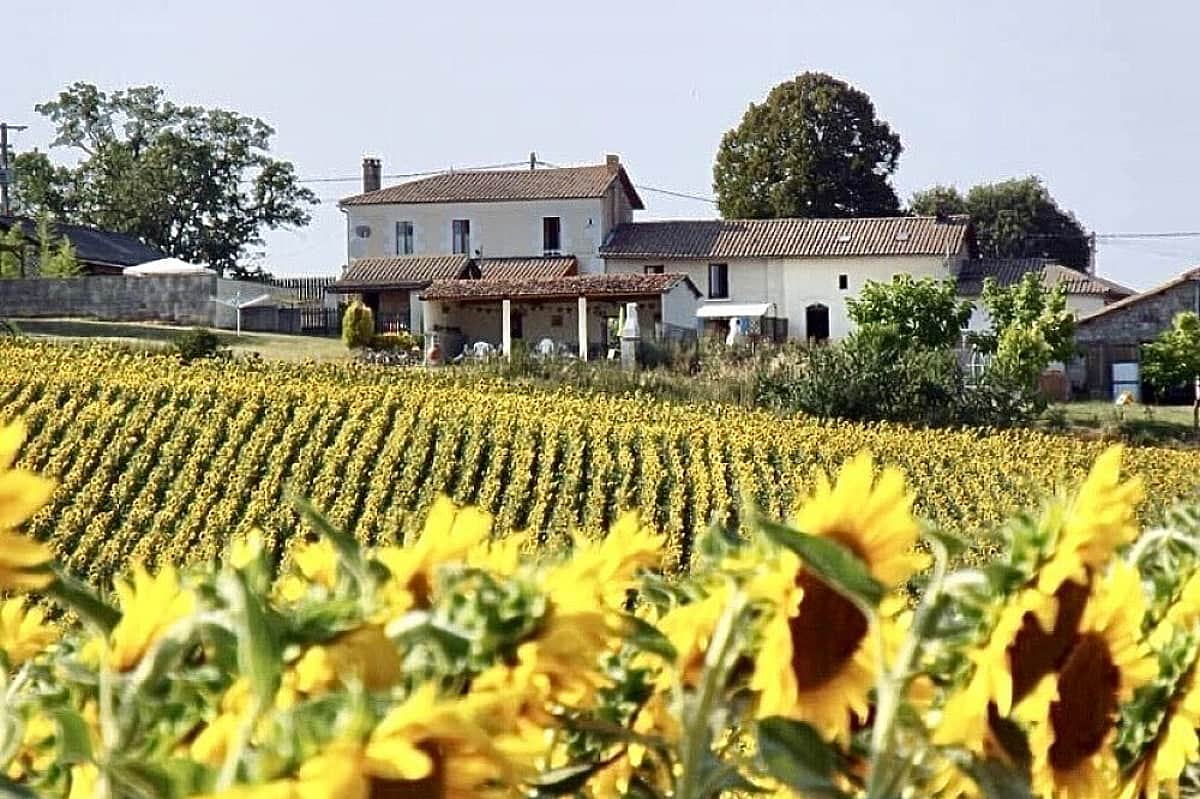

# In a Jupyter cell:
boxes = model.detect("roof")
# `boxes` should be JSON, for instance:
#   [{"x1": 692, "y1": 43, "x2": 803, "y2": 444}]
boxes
[
  {"x1": 0, "y1": 215, "x2": 166, "y2": 267},
  {"x1": 339, "y1": 163, "x2": 644, "y2": 209},
  {"x1": 1077, "y1": 266, "x2": 1200, "y2": 324},
  {"x1": 600, "y1": 215, "x2": 971, "y2": 260},
  {"x1": 476, "y1": 256, "x2": 577, "y2": 281},
  {"x1": 328, "y1": 255, "x2": 472, "y2": 292},
  {"x1": 956, "y1": 258, "x2": 1134, "y2": 297},
  {"x1": 421, "y1": 272, "x2": 699, "y2": 302}
]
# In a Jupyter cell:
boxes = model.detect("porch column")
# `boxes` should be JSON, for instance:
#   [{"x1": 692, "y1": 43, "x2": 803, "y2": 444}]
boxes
[
  {"x1": 577, "y1": 296, "x2": 588, "y2": 361},
  {"x1": 501, "y1": 299, "x2": 512, "y2": 358}
]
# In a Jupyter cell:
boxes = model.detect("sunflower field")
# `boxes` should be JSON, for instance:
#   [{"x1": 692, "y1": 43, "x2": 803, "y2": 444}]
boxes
[
  {"x1": 5, "y1": 410, "x2": 1200, "y2": 798},
  {"x1": 2, "y1": 339, "x2": 1200, "y2": 588}
]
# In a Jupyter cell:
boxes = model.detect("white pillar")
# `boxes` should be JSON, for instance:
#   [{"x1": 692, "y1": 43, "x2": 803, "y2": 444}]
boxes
[
  {"x1": 577, "y1": 296, "x2": 588, "y2": 361},
  {"x1": 501, "y1": 299, "x2": 512, "y2": 358}
]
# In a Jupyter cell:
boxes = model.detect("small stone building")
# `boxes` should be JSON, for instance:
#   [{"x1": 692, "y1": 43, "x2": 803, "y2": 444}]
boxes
[{"x1": 1073, "y1": 267, "x2": 1200, "y2": 399}]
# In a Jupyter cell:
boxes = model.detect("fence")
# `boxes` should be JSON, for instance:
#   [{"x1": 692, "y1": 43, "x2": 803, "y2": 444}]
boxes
[{"x1": 261, "y1": 276, "x2": 337, "y2": 307}]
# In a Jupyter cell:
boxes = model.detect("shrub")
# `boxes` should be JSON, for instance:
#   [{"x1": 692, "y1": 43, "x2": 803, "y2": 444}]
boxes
[
  {"x1": 341, "y1": 301, "x2": 374, "y2": 349},
  {"x1": 170, "y1": 327, "x2": 224, "y2": 363},
  {"x1": 369, "y1": 331, "x2": 417, "y2": 351}
]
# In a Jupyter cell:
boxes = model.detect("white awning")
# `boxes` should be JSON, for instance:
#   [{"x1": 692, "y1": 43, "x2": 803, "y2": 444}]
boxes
[
  {"x1": 124, "y1": 258, "x2": 215, "y2": 276},
  {"x1": 696, "y1": 302, "x2": 772, "y2": 319}
]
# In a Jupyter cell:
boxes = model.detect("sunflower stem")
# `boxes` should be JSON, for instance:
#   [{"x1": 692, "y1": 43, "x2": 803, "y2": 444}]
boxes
[
  {"x1": 865, "y1": 534, "x2": 949, "y2": 799},
  {"x1": 675, "y1": 587, "x2": 746, "y2": 799}
]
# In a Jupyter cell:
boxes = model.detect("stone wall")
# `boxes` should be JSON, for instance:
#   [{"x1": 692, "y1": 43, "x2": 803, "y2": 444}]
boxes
[
  {"x1": 0, "y1": 275, "x2": 216, "y2": 325},
  {"x1": 1074, "y1": 278, "x2": 1200, "y2": 345},
  {"x1": 1073, "y1": 277, "x2": 1200, "y2": 398}
]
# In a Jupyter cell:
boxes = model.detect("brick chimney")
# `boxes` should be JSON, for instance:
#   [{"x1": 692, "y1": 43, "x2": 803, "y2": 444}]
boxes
[
  {"x1": 362, "y1": 157, "x2": 382, "y2": 193},
  {"x1": 606, "y1": 153, "x2": 620, "y2": 175}
]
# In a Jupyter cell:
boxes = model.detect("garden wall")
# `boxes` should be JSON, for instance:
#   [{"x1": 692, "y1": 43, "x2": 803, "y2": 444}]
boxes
[{"x1": 0, "y1": 275, "x2": 217, "y2": 325}]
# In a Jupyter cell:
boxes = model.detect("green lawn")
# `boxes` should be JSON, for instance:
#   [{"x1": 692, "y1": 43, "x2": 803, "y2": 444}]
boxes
[
  {"x1": 6, "y1": 318, "x2": 351, "y2": 362},
  {"x1": 1046, "y1": 400, "x2": 1197, "y2": 445}
]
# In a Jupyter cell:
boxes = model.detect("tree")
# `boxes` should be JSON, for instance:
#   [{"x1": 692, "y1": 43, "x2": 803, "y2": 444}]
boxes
[
  {"x1": 713, "y1": 72, "x2": 903, "y2": 219},
  {"x1": 910, "y1": 177, "x2": 1090, "y2": 270},
  {"x1": 42, "y1": 238, "x2": 81, "y2": 278},
  {"x1": 846, "y1": 274, "x2": 973, "y2": 351},
  {"x1": 1142, "y1": 312, "x2": 1200, "y2": 423},
  {"x1": 973, "y1": 272, "x2": 1076, "y2": 364},
  {"x1": 11, "y1": 83, "x2": 318, "y2": 278},
  {"x1": 342, "y1": 301, "x2": 374, "y2": 349},
  {"x1": 0, "y1": 226, "x2": 28, "y2": 278}
]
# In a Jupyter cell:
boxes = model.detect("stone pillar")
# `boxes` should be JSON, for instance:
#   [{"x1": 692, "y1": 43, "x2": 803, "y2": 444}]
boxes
[
  {"x1": 502, "y1": 299, "x2": 512, "y2": 358},
  {"x1": 620, "y1": 301, "x2": 640, "y2": 371},
  {"x1": 577, "y1": 296, "x2": 588, "y2": 361}
]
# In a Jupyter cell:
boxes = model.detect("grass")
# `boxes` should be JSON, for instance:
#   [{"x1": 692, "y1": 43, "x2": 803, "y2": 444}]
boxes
[
  {"x1": 1044, "y1": 400, "x2": 1198, "y2": 446},
  {"x1": 6, "y1": 318, "x2": 351, "y2": 362}
]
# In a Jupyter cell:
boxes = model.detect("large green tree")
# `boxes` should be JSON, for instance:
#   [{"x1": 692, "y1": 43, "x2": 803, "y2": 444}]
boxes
[
  {"x1": 1142, "y1": 312, "x2": 1200, "y2": 420},
  {"x1": 11, "y1": 83, "x2": 317, "y2": 278},
  {"x1": 713, "y1": 73, "x2": 903, "y2": 219},
  {"x1": 909, "y1": 177, "x2": 1090, "y2": 270}
]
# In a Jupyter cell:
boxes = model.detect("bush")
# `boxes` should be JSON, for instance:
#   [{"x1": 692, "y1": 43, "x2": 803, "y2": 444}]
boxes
[
  {"x1": 341, "y1": 301, "x2": 374, "y2": 349},
  {"x1": 369, "y1": 331, "x2": 417, "y2": 351},
  {"x1": 170, "y1": 327, "x2": 225, "y2": 364}
]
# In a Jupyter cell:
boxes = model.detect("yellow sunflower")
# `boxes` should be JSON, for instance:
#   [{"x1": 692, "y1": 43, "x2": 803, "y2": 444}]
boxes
[
  {"x1": 651, "y1": 586, "x2": 731, "y2": 689},
  {"x1": 0, "y1": 420, "x2": 54, "y2": 591},
  {"x1": 1120, "y1": 665, "x2": 1200, "y2": 799},
  {"x1": 541, "y1": 510, "x2": 666, "y2": 614},
  {"x1": 0, "y1": 597, "x2": 57, "y2": 667},
  {"x1": 108, "y1": 562, "x2": 195, "y2": 671},
  {"x1": 1016, "y1": 562, "x2": 1154, "y2": 799},
  {"x1": 749, "y1": 451, "x2": 923, "y2": 744},
  {"x1": 1038, "y1": 444, "x2": 1143, "y2": 595},
  {"x1": 376, "y1": 495, "x2": 494, "y2": 613}
]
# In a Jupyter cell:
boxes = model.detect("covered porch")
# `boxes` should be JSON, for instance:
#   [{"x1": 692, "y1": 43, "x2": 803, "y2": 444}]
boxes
[
  {"x1": 420, "y1": 273, "x2": 701, "y2": 360},
  {"x1": 696, "y1": 301, "x2": 789, "y2": 342}
]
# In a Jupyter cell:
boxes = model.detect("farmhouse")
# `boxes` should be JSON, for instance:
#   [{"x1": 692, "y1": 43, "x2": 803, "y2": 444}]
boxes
[
  {"x1": 956, "y1": 257, "x2": 1133, "y2": 331},
  {"x1": 1072, "y1": 266, "x2": 1200, "y2": 400},
  {"x1": 600, "y1": 215, "x2": 974, "y2": 340},
  {"x1": 0, "y1": 215, "x2": 167, "y2": 275}
]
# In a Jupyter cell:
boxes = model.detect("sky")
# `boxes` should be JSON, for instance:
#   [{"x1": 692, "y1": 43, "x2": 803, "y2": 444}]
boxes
[{"x1": 5, "y1": 0, "x2": 1200, "y2": 289}]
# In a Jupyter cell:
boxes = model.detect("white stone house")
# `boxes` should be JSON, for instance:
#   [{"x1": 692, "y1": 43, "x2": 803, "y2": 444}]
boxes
[
  {"x1": 956, "y1": 257, "x2": 1134, "y2": 331},
  {"x1": 600, "y1": 216, "x2": 974, "y2": 340}
]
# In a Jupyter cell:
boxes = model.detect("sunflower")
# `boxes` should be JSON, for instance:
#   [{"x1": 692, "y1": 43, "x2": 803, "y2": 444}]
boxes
[
  {"x1": 0, "y1": 597, "x2": 57, "y2": 667},
  {"x1": 1016, "y1": 562, "x2": 1154, "y2": 799},
  {"x1": 541, "y1": 510, "x2": 666, "y2": 613},
  {"x1": 936, "y1": 445, "x2": 1144, "y2": 758},
  {"x1": 108, "y1": 562, "x2": 195, "y2": 671},
  {"x1": 651, "y1": 586, "x2": 731, "y2": 689},
  {"x1": 748, "y1": 451, "x2": 923, "y2": 744},
  {"x1": 0, "y1": 420, "x2": 54, "y2": 592},
  {"x1": 1120, "y1": 665, "x2": 1200, "y2": 799},
  {"x1": 375, "y1": 495, "x2": 494, "y2": 614}
]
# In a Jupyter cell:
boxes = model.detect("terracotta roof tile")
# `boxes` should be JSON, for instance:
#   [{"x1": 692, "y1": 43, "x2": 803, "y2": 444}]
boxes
[
  {"x1": 476, "y1": 256, "x2": 578, "y2": 280},
  {"x1": 421, "y1": 272, "x2": 698, "y2": 302},
  {"x1": 340, "y1": 164, "x2": 644, "y2": 209},
  {"x1": 601, "y1": 215, "x2": 970, "y2": 259},
  {"x1": 328, "y1": 255, "x2": 472, "y2": 292},
  {"x1": 956, "y1": 258, "x2": 1133, "y2": 297}
]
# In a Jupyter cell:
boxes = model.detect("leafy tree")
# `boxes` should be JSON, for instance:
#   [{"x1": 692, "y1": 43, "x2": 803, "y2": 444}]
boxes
[
  {"x1": 1142, "y1": 312, "x2": 1200, "y2": 420},
  {"x1": 42, "y1": 238, "x2": 81, "y2": 278},
  {"x1": 846, "y1": 274, "x2": 972, "y2": 351},
  {"x1": 11, "y1": 83, "x2": 317, "y2": 278},
  {"x1": 910, "y1": 177, "x2": 1090, "y2": 270},
  {"x1": 713, "y1": 72, "x2": 903, "y2": 219},
  {"x1": 0, "y1": 225, "x2": 28, "y2": 278},
  {"x1": 35, "y1": 215, "x2": 54, "y2": 272},
  {"x1": 973, "y1": 272, "x2": 1076, "y2": 364}
]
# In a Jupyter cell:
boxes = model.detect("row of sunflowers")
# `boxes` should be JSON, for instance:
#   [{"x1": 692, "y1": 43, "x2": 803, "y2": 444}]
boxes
[
  {"x1": 4, "y1": 339, "x2": 1200, "y2": 590},
  {"x1": 5, "y1": 410, "x2": 1200, "y2": 798}
]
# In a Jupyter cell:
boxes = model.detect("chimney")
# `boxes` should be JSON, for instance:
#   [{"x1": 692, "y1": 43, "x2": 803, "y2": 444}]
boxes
[
  {"x1": 606, "y1": 153, "x2": 620, "y2": 174},
  {"x1": 362, "y1": 157, "x2": 382, "y2": 193}
]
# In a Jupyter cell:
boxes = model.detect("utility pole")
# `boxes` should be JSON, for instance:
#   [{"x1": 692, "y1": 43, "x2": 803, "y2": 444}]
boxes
[{"x1": 0, "y1": 123, "x2": 30, "y2": 216}]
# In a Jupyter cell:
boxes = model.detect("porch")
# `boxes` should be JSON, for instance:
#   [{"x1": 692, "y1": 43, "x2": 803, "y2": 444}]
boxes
[{"x1": 420, "y1": 273, "x2": 701, "y2": 360}]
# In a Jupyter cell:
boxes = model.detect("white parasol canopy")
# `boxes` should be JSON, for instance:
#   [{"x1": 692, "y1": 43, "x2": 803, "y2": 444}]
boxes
[{"x1": 124, "y1": 258, "x2": 216, "y2": 276}]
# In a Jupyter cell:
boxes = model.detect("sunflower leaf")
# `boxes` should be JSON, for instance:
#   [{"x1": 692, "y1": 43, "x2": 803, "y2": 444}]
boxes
[
  {"x1": 960, "y1": 756, "x2": 1034, "y2": 799},
  {"x1": 528, "y1": 760, "x2": 612, "y2": 796},
  {"x1": 51, "y1": 708, "x2": 92, "y2": 765},
  {"x1": 756, "y1": 717, "x2": 849, "y2": 799},
  {"x1": 218, "y1": 570, "x2": 282, "y2": 708},
  {"x1": 623, "y1": 614, "x2": 678, "y2": 662},
  {"x1": 755, "y1": 517, "x2": 884, "y2": 608},
  {"x1": 0, "y1": 776, "x2": 39, "y2": 799},
  {"x1": 290, "y1": 493, "x2": 370, "y2": 589}
]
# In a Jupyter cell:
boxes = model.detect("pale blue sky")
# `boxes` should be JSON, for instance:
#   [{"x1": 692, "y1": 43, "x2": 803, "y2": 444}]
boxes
[{"x1": 6, "y1": 0, "x2": 1199, "y2": 288}]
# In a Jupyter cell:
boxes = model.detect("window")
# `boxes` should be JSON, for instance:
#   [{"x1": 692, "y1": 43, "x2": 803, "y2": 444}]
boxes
[
  {"x1": 838, "y1": 273, "x2": 848, "y2": 290},
  {"x1": 550, "y1": 314, "x2": 563, "y2": 328},
  {"x1": 395, "y1": 221, "x2": 413, "y2": 255},
  {"x1": 708, "y1": 263, "x2": 729, "y2": 299},
  {"x1": 543, "y1": 217, "x2": 561, "y2": 253},
  {"x1": 452, "y1": 219, "x2": 470, "y2": 255},
  {"x1": 644, "y1": 264, "x2": 664, "y2": 274}
]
